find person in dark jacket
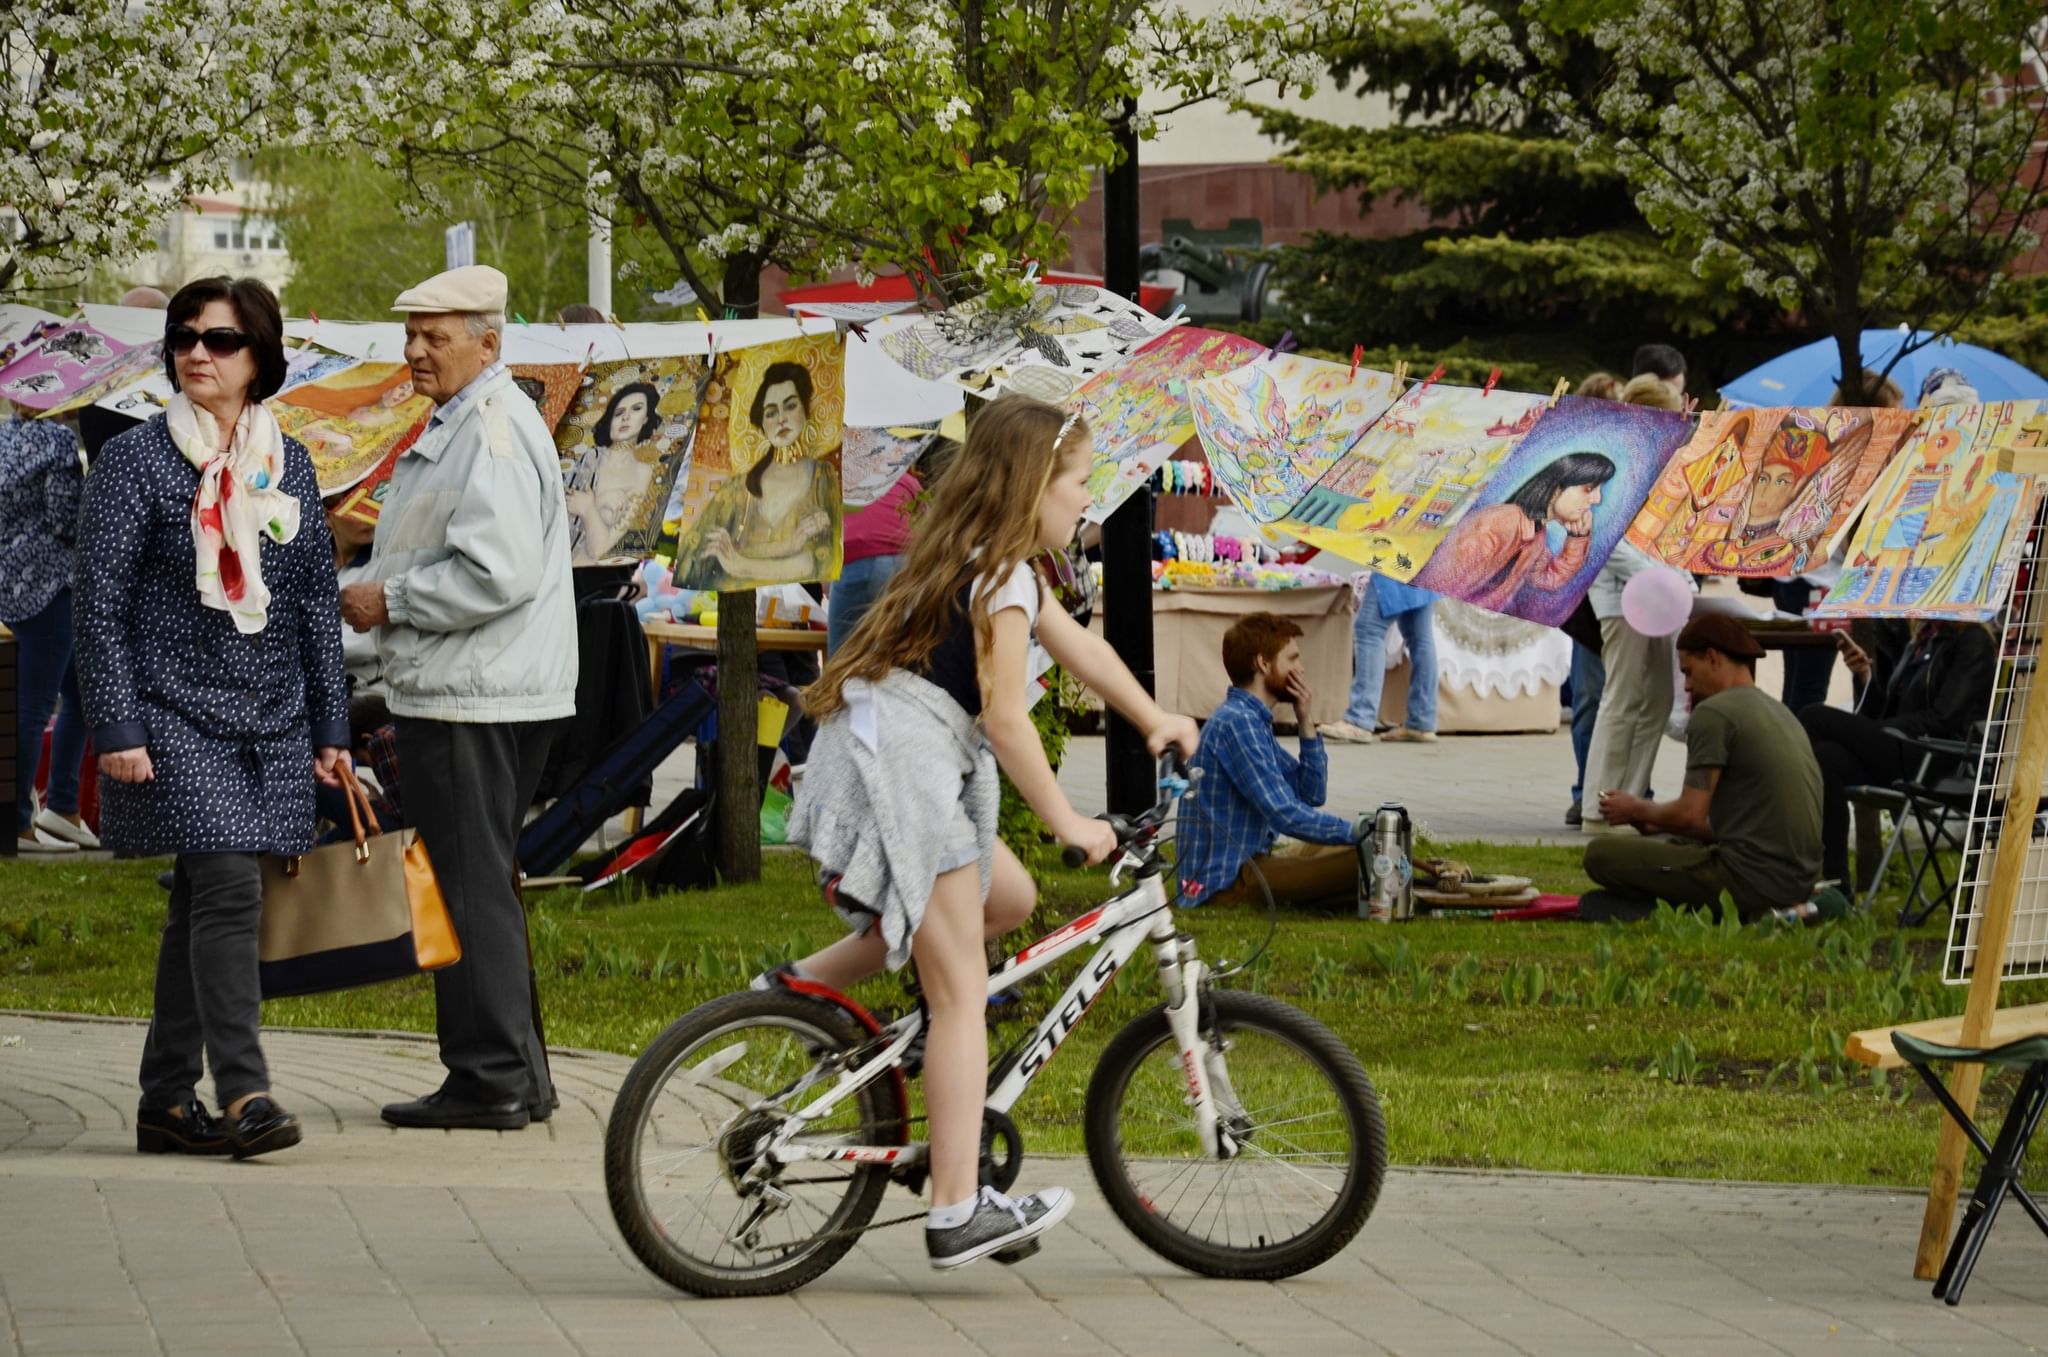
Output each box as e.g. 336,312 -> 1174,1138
73,276 -> 350,1160
1798,622 -> 1996,883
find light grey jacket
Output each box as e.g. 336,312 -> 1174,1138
1585,540 -> 1661,621
369,366 -> 578,723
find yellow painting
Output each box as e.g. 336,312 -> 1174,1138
271,361 -> 433,495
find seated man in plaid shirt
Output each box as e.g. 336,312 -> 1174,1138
1176,614 -> 1363,910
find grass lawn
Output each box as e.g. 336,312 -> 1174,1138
5,839 -> 2043,1187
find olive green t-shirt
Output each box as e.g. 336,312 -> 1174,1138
1686,684 -> 1823,911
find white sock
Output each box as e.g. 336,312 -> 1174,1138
927,1195 -> 977,1230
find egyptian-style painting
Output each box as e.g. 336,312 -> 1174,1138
1815,400 -> 2047,620
1189,353 -> 1403,523
1408,396 -> 1692,626
0,322 -> 138,412
270,361 -> 434,495
1625,406 -> 1915,576
1280,384 -> 1550,579
555,356 -> 710,566
1074,327 -> 1268,523
671,333 -> 846,589
880,284 -> 1176,406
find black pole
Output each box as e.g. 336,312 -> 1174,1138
1101,102 -> 1155,816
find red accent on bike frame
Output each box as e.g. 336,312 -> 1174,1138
775,975 -> 911,1145
1014,906 -> 1109,965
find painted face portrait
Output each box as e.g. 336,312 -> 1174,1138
610,392 -> 651,445
758,380 -> 807,451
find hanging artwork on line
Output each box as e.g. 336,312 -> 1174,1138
1189,353 -> 1403,523
508,362 -> 585,435
1408,395 -> 1692,627
0,321 -> 140,412
671,332 -> 847,589
1813,400 -> 2048,620
1073,326 -> 1268,523
841,425 -> 938,508
880,283 -> 1177,406
41,340 -> 165,418
270,361 -> 434,495
1624,406 -> 1916,575
555,356 -> 711,566
1279,383 -> 1549,579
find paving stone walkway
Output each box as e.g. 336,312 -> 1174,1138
1,1012 -> 2039,1356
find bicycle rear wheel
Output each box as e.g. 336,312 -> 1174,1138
605,990 -> 906,1297
1084,990 -> 1385,1279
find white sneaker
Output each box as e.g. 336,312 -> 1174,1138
1321,720 -> 1376,744
33,809 -> 99,850
16,826 -> 79,855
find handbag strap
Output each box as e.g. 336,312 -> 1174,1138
336,760 -> 378,862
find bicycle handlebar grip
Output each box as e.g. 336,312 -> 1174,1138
1061,843 -> 1088,869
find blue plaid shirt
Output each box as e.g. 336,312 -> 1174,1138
1176,686 -> 1356,904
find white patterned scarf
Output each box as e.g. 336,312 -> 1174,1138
166,392 -> 300,634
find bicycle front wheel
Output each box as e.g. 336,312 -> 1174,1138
604,990 -> 905,1297
1085,990 -> 1385,1280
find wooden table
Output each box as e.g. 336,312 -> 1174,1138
642,620 -> 827,694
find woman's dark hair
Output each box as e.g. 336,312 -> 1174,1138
163,276 -> 288,400
745,361 -> 815,495
1506,452 -> 1617,525
595,382 -> 661,447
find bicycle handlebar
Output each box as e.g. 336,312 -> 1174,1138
1061,749 -> 1195,869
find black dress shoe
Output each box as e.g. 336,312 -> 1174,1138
225,1096 -> 302,1159
381,1090 -> 530,1130
136,1099 -> 232,1155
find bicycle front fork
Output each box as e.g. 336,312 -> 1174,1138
1150,916 -> 1242,1161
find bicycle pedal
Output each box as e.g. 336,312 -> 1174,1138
991,1239 -> 1041,1265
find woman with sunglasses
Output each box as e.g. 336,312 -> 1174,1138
73,277 -> 350,1160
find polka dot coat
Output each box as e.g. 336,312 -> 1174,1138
71,415 -> 350,858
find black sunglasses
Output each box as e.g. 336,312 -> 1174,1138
165,325 -> 253,357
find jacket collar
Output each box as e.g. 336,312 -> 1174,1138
409,365 -> 511,463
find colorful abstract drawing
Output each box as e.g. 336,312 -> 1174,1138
1815,400 -> 2046,620
270,361 -> 433,494
1624,406 -> 1915,576
555,356 -> 711,566
1279,383 -> 1549,579
1189,353 -> 1404,522
0,322 -> 139,412
1073,327 -> 1268,523
1408,395 -> 1692,626
508,362 -> 584,435
671,333 -> 846,589
880,284 -> 1176,406
842,425 -> 936,507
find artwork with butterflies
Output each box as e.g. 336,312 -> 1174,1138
1189,353 -> 1404,523
1624,406 -> 1916,576
879,283 -> 1178,406
1074,326 -> 1268,523
842,425 -> 938,508
1815,400 -> 2048,620
0,321 -> 140,411
1279,383 -> 1550,579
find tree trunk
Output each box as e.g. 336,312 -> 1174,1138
1831,318 -> 1871,406
713,250 -> 765,884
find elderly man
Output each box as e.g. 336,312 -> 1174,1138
339,265 -> 578,1130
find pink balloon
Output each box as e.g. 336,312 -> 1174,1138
1620,568 -> 1693,637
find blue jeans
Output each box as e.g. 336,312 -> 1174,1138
827,554 -> 906,656
1345,590 -> 1438,732
1569,640 -> 1606,804
11,588 -> 86,831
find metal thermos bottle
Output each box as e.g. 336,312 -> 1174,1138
1362,803 -> 1414,922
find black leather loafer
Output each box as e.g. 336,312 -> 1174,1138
381,1090 -> 530,1131
225,1096 -> 302,1159
136,1099 -> 232,1155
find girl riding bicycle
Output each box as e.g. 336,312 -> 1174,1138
780,394 -> 1199,1270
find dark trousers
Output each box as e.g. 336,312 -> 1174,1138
11,588 -> 87,830
139,852 -> 268,1109
1800,704 -> 1914,882
1569,641 -> 1606,804
1774,582 -> 1837,714
398,717 -> 557,1106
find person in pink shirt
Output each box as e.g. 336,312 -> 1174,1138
830,470 -> 921,654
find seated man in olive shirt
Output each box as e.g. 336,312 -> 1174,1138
1585,615 -> 1823,922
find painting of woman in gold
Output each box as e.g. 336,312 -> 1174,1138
675,359 -> 843,589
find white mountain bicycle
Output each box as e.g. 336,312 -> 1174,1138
604,754 -> 1387,1296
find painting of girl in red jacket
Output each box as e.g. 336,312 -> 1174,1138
1434,452 -> 1614,615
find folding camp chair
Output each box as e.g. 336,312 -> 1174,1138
1891,1028 -> 2048,1305
1846,728 -> 1978,927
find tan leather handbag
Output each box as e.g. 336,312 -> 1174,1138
257,762 -> 460,998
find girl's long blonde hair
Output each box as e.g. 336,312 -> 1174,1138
807,395 -> 1084,720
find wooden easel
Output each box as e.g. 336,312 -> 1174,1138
1910,550 -> 2048,1278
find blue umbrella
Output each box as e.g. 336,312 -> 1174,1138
1720,329 -> 2048,408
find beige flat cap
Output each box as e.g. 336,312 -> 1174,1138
392,264 -> 509,314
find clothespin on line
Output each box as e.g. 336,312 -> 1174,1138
1348,344 -> 1364,382
1391,360 -> 1409,388
1549,377 -> 1571,407
513,312 -> 529,326
1265,329 -> 1296,363
1164,303 -> 1187,326
1481,365 -> 1501,398
1419,363 -> 1445,394
1714,395 -> 1730,412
